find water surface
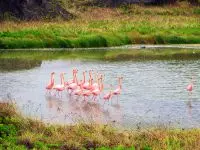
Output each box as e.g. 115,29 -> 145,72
0,58 -> 200,128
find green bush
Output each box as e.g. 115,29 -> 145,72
0,124 -> 17,138
193,8 -> 200,14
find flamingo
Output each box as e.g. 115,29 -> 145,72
83,70 -> 92,90
46,72 -> 55,95
92,75 -> 103,101
113,77 -> 123,103
103,91 -> 112,105
91,71 -> 99,90
53,72 -> 65,97
65,69 -> 76,87
77,71 -> 86,88
67,69 -> 78,94
103,84 -> 113,105
74,80 -> 83,97
187,77 -> 194,95
82,78 -> 93,101
187,84 -> 193,92
82,90 -> 92,101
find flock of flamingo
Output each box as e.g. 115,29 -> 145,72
45,69 -> 123,104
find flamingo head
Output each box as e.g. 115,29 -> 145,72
74,69 -> 78,74
98,74 -> 103,80
89,70 -> 93,75
60,72 -> 66,75
119,76 -> 123,79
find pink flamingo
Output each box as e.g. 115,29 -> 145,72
78,71 -> 85,86
92,75 -> 103,101
74,80 -> 83,97
53,72 -> 65,97
83,70 -> 92,90
65,69 -> 76,87
103,91 -> 112,105
187,84 -> 193,92
82,78 -> 93,101
187,77 -> 194,95
67,69 -> 78,94
113,77 -> 123,103
91,71 -> 99,90
103,84 -> 113,105
46,72 -> 55,95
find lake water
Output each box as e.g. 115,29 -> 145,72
0,57 -> 200,129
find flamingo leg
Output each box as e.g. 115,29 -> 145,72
54,91 -> 57,96
49,90 -> 52,96
76,95 -> 80,101
94,96 -> 96,101
84,96 -> 86,101
61,92 -> 63,98
46,90 -> 49,95
117,95 -> 119,104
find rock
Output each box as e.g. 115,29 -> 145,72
0,0 -> 73,20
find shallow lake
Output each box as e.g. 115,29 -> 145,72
0,56 -> 200,129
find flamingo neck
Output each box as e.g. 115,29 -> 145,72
60,74 -> 64,85
62,74 -> 65,85
119,78 -> 122,89
95,72 -> 98,83
72,71 -> 75,82
97,78 -> 100,90
89,71 -> 92,81
51,74 -> 54,84
90,78 -> 93,86
83,72 -> 86,83
99,78 -> 103,91
80,82 -> 83,90
75,73 -> 78,84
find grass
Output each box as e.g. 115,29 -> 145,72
0,2 -> 199,49
0,101 -> 200,149
1,49 -> 200,61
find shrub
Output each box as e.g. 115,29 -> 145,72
0,124 -> 17,138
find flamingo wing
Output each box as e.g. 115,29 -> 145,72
113,88 -> 120,95
83,82 -> 90,89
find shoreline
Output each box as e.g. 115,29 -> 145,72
0,102 -> 200,149
1,44 -> 200,51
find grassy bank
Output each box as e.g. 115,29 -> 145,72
1,49 -> 200,61
0,102 -> 200,150
0,3 -> 200,49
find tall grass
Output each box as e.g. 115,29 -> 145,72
0,3 -> 199,49
0,101 -> 200,149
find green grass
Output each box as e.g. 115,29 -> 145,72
0,3 -> 199,49
1,49 -> 200,61
0,102 -> 200,150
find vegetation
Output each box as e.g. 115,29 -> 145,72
0,2 -> 199,49
0,101 -> 200,150
1,49 -> 200,61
